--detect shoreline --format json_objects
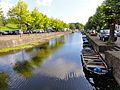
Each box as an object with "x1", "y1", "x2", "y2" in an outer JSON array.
[{"x1": 0, "y1": 32, "x2": 70, "y2": 53}]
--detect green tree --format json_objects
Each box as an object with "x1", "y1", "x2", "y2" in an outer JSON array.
[
  {"x1": 75, "y1": 22, "x2": 84, "y2": 30},
  {"x1": 43, "y1": 15, "x2": 50, "y2": 30},
  {"x1": 8, "y1": 0, "x2": 30, "y2": 30},
  {"x1": 6, "y1": 0, "x2": 69, "y2": 31},
  {"x1": 0, "y1": 7, "x2": 7, "y2": 26},
  {"x1": 102, "y1": 0, "x2": 120, "y2": 41},
  {"x1": 69, "y1": 23, "x2": 75, "y2": 30},
  {"x1": 85, "y1": 0, "x2": 120, "y2": 42},
  {"x1": 31, "y1": 8, "x2": 43, "y2": 29}
]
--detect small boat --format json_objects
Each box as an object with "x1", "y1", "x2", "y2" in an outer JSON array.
[
  {"x1": 82, "y1": 35, "x2": 91, "y2": 47},
  {"x1": 72, "y1": 31, "x2": 75, "y2": 33},
  {"x1": 81, "y1": 46, "x2": 108, "y2": 77}
]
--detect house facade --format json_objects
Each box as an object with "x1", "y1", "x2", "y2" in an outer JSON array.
[{"x1": 116, "y1": 24, "x2": 120, "y2": 31}]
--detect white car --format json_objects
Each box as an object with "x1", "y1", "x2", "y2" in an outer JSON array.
[{"x1": 99, "y1": 29, "x2": 117, "y2": 42}]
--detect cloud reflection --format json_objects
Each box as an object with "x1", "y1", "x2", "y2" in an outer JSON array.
[{"x1": 37, "y1": 58, "x2": 84, "y2": 79}]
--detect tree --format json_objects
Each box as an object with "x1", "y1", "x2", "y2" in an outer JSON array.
[
  {"x1": 31, "y1": 8, "x2": 43, "y2": 29},
  {"x1": 6, "y1": 0, "x2": 69, "y2": 31},
  {"x1": 42, "y1": 15, "x2": 50, "y2": 30},
  {"x1": 0, "y1": 7, "x2": 7, "y2": 26},
  {"x1": 8, "y1": 0, "x2": 30, "y2": 30},
  {"x1": 69, "y1": 23, "x2": 75, "y2": 30},
  {"x1": 85, "y1": 0, "x2": 120, "y2": 42},
  {"x1": 84, "y1": 16, "x2": 95, "y2": 30},
  {"x1": 102, "y1": 0, "x2": 120, "y2": 41},
  {"x1": 75, "y1": 22, "x2": 84, "y2": 30}
]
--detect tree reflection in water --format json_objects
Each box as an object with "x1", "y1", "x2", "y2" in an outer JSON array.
[
  {"x1": 0, "y1": 72, "x2": 9, "y2": 89},
  {"x1": 14, "y1": 37, "x2": 64, "y2": 78}
]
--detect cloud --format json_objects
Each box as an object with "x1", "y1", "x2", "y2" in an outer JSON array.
[
  {"x1": 0, "y1": 0, "x2": 14, "y2": 16},
  {"x1": 36, "y1": 0, "x2": 53, "y2": 6}
]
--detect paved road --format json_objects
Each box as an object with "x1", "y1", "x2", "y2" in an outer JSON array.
[{"x1": 116, "y1": 37, "x2": 120, "y2": 47}]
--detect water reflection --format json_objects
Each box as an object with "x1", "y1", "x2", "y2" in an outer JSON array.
[
  {"x1": 13, "y1": 37, "x2": 65, "y2": 78},
  {"x1": 39, "y1": 58, "x2": 83, "y2": 79},
  {"x1": 0, "y1": 72, "x2": 9, "y2": 89},
  {"x1": 0, "y1": 32, "x2": 93, "y2": 90}
]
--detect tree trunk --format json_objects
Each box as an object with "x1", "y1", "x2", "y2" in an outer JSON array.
[{"x1": 109, "y1": 23, "x2": 115, "y2": 42}]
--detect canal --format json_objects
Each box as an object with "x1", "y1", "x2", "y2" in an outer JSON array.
[{"x1": 0, "y1": 32, "x2": 94, "y2": 90}]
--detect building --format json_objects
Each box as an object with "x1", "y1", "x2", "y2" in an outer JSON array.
[{"x1": 116, "y1": 24, "x2": 120, "y2": 31}]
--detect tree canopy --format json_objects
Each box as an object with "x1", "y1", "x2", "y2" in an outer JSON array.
[
  {"x1": 6, "y1": 0, "x2": 69, "y2": 31},
  {"x1": 69, "y1": 23, "x2": 84, "y2": 30},
  {"x1": 84, "y1": 0, "x2": 120, "y2": 41},
  {"x1": 0, "y1": 0, "x2": 84, "y2": 31}
]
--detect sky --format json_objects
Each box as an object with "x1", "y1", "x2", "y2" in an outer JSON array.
[{"x1": 0, "y1": 0, "x2": 103, "y2": 24}]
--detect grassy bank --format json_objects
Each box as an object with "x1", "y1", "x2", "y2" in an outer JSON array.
[
  {"x1": 0, "y1": 32, "x2": 69, "y2": 53},
  {"x1": 0, "y1": 40, "x2": 45, "y2": 53}
]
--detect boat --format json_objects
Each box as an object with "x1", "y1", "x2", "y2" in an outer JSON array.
[
  {"x1": 82, "y1": 35, "x2": 91, "y2": 47},
  {"x1": 72, "y1": 31, "x2": 75, "y2": 33},
  {"x1": 81, "y1": 46, "x2": 108, "y2": 77}
]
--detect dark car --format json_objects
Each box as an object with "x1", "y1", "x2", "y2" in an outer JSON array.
[
  {"x1": 12, "y1": 30, "x2": 23, "y2": 35},
  {"x1": 99, "y1": 29, "x2": 117, "y2": 42},
  {"x1": 1, "y1": 30, "x2": 10, "y2": 35},
  {"x1": 33, "y1": 30, "x2": 37, "y2": 33},
  {"x1": 23, "y1": 30, "x2": 33, "y2": 34},
  {"x1": 0, "y1": 30, "x2": 13, "y2": 35}
]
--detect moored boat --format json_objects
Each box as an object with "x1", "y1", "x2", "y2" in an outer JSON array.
[{"x1": 81, "y1": 46, "x2": 108, "y2": 77}]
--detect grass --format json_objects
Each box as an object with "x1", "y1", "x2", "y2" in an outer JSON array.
[
  {"x1": 0, "y1": 44, "x2": 32, "y2": 53},
  {"x1": 0, "y1": 32, "x2": 67, "y2": 53},
  {"x1": 106, "y1": 38, "x2": 115, "y2": 45},
  {"x1": 0, "y1": 24, "x2": 19, "y2": 30},
  {"x1": 0, "y1": 39, "x2": 45, "y2": 53},
  {"x1": 0, "y1": 72, "x2": 9, "y2": 89}
]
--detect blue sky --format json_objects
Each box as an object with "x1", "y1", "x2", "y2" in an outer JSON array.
[{"x1": 0, "y1": 0, "x2": 103, "y2": 24}]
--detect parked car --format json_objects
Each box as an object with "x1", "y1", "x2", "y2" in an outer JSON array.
[
  {"x1": 99, "y1": 29, "x2": 117, "y2": 42},
  {"x1": 89, "y1": 30, "x2": 97, "y2": 36},
  {"x1": 39, "y1": 30, "x2": 44, "y2": 33},
  {"x1": 23, "y1": 30, "x2": 33, "y2": 34},
  {"x1": 2, "y1": 30, "x2": 10, "y2": 35},
  {"x1": 117, "y1": 31, "x2": 120, "y2": 37},
  {"x1": 12, "y1": 30, "x2": 23, "y2": 35},
  {"x1": 33, "y1": 30, "x2": 37, "y2": 33}
]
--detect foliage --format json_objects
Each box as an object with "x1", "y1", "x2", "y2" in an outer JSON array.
[
  {"x1": 84, "y1": 0, "x2": 120, "y2": 42},
  {"x1": 0, "y1": 24, "x2": 19, "y2": 30},
  {"x1": 0, "y1": 7, "x2": 7, "y2": 26},
  {"x1": 69, "y1": 23, "x2": 75, "y2": 29},
  {"x1": 106, "y1": 38, "x2": 114, "y2": 45},
  {"x1": 31, "y1": 7, "x2": 43, "y2": 29},
  {"x1": 0, "y1": 72, "x2": 9, "y2": 89},
  {"x1": 6, "y1": 0, "x2": 69, "y2": 31},
  {"x1": 8, "y1": 0, "x2": 30, "y2": 29},
  {"x1": 69, "y1": 23, "x2": 84, "y2": 30},
  {"x1": 13, "y1": 37, "x2": 64, "y2": 78}
]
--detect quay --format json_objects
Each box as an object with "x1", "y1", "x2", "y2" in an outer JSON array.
[{"x1": 86, "y1": 33, "x2": 120, "y2": 86}]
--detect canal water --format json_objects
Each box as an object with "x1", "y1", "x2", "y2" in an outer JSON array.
[{"x1": 0, "y1": 32, "x2": 94, "y2": 90}]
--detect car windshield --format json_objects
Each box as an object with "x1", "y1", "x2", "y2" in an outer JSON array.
[{"x1": 103, "y1": 30, "x2": 110, "y2": 34}]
